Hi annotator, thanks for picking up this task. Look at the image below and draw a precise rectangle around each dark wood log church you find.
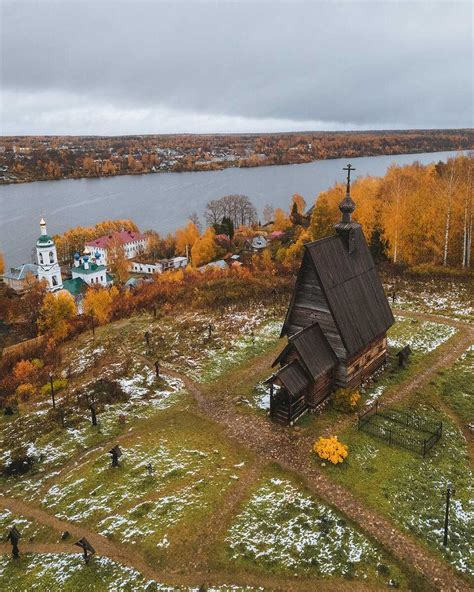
[267,165,394,425]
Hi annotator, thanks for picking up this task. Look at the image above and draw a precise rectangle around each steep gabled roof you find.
[307,228,394,355]
[273,323,337,379]
[268,360,310,397]
[283,227,394,356]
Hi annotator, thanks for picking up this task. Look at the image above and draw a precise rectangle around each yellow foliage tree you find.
[191,227,218,267]
[176,222,200,255]
[38,292,76,342]
[291,193,307,214]
[0,252,4,275]
[314,436,348,464]
[83,286,118,325]
[15,383,37,402]
[273,208,292,232]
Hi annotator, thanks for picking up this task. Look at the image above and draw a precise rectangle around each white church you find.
[2,219,112,304]
[36,217,64,291]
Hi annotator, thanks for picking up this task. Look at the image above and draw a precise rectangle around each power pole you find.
[443,482,452,546]
[49,372,56,409]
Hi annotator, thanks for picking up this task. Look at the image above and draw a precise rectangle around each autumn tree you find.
[83,286,118,325]
[191,227,218,267]
[291,193,306,214]
[38,292,76,342]
[0,252,4,275]
[272,208,292,232]
[22,279,49,336]
[308,194,338,241]
[108,236,129,283]
[176,222,200,256]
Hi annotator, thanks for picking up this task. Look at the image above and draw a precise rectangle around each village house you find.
[85,230,148,265]
[129,256,187,275]
[267,165,394,425]
[1,263,38,292]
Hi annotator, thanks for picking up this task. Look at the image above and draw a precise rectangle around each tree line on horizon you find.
[2,129,472,184]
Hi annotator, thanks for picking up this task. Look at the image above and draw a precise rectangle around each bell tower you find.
[36,218,63,291]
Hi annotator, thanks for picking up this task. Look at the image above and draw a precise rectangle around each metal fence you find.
[358,402,442,457]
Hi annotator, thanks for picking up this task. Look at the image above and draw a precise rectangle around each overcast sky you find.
[0,0,472,135]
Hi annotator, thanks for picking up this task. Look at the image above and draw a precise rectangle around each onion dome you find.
[335,163,358,233]
[74,252,81,260]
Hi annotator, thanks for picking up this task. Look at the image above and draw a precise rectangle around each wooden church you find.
[267,165,394,425]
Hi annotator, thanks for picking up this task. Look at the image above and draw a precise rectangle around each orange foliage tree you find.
[83,286,118,325]
[38,292,76,342]
[191,227,218,267]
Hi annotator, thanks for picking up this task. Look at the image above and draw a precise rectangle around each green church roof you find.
[63,277,87,296]
[37,235,54,244]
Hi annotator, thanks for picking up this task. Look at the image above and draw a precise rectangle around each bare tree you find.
[206,195,257,228]
[263,204,275,224]
[189,212,202,233]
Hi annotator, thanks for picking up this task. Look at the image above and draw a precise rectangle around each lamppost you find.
[443,482,452,546]
[49,372,56,409]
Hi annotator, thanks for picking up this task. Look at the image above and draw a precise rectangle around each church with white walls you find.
[36,218,64,291]
[1,218,113,307]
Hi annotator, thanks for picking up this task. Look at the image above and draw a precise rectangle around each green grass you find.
[0,509,60,544]
[389,278,473,322]
[217,465,418,589]
[325,389,473,579]
[39,409,253,565]
[437,346,474,425]
[0,553,262,591]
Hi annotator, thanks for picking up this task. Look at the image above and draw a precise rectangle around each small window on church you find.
[49,251,54,263]
[52,275,58,286]
[39,253,44,264]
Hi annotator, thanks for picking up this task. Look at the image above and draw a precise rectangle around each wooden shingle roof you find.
[268,360,310,397]
[273,323,337,379]
[283,227,394,357]
[308,229,393,355]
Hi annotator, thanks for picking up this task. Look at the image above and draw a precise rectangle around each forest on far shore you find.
[1,128,472,184]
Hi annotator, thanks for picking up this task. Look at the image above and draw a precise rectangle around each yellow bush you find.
[15,383,37,402]
[333,388,361,413]
[314,435,348,465]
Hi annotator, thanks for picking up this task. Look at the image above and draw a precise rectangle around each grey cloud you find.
[1,0,472,134]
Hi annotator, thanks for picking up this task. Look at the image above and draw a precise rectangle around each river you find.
[0,150,461,267]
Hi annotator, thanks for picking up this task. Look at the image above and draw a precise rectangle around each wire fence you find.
[358,402,442,457]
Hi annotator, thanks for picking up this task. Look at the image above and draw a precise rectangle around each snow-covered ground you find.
[226,476,386,578]
[388,316,457,353]
[0,553,263,591]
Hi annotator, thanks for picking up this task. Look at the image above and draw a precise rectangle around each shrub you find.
[40,378,68,397]
[314,436,348,464]
[15,382,37,401]
[333,388,361,413]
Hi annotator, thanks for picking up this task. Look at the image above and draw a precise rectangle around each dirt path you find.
[0,497,374,592]
[3,310,472,591]
[171,459,265,572]
[326,324,474,437]
[141,325,472,591]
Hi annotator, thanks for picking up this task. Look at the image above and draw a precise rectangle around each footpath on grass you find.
[1,309,472,591]
[0,496,370,592]
[152,310,473,592]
